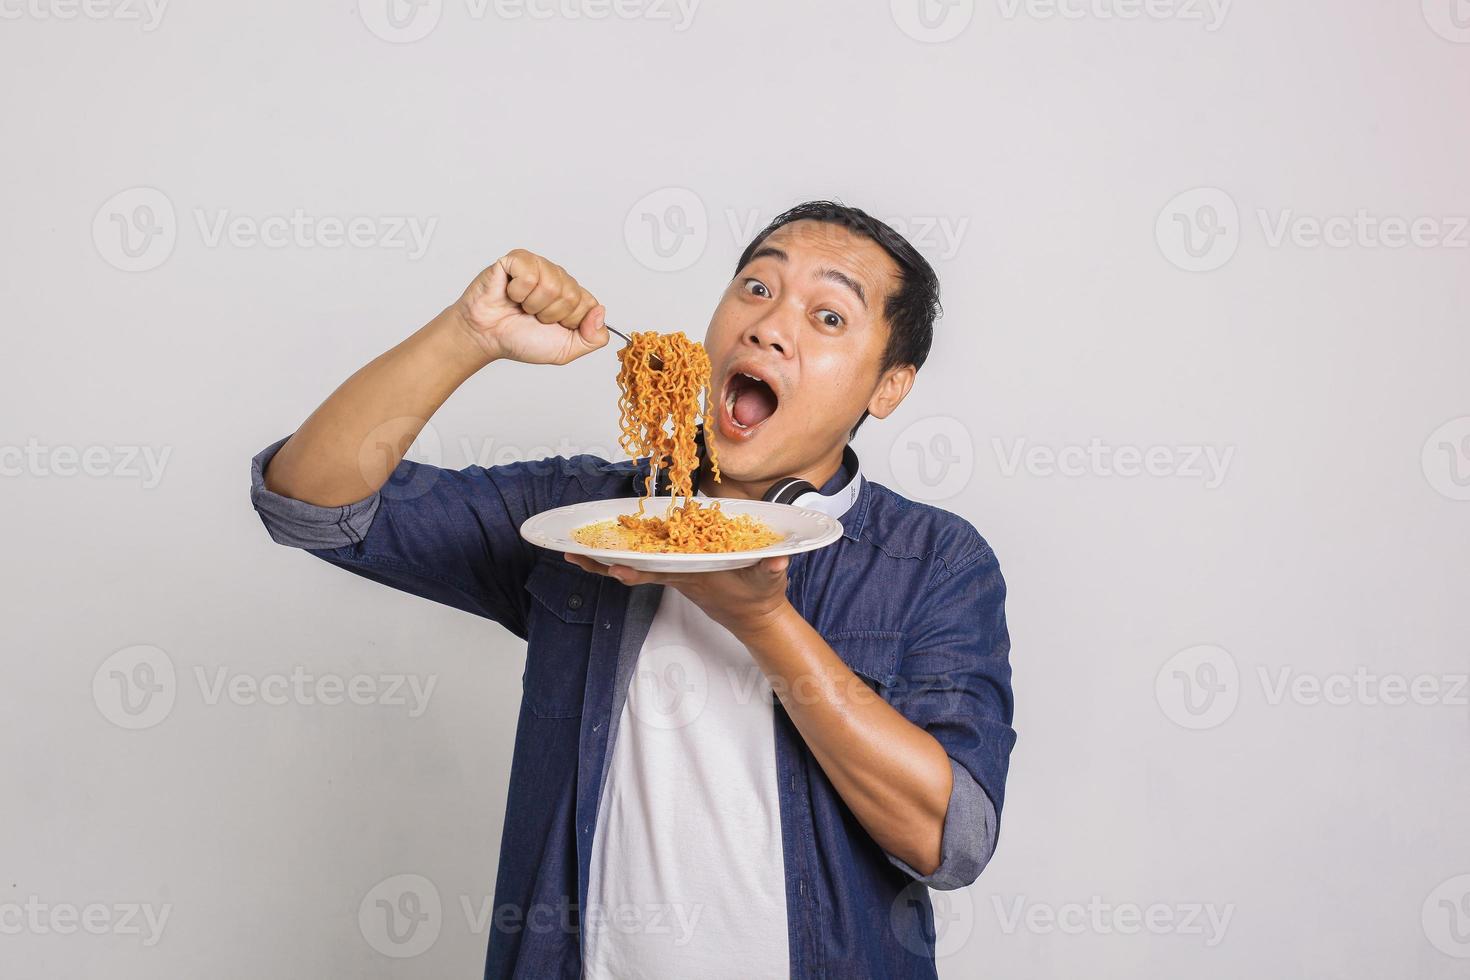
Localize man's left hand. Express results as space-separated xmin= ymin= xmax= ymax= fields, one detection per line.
xmin=561 ymin=552 xmax=792 ymax=640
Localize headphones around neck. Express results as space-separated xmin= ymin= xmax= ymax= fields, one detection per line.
xmin=642 ymin=427 xmax=861 ymax=508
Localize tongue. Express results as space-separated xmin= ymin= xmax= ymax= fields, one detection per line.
xmin=733 ymin=383 xmax=778 ymax=427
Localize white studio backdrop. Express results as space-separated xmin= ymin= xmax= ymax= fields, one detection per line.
xmin=2 ymin=2 xmax=1468 ymax=977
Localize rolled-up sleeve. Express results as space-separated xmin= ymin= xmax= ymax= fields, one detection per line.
xmin=250 ymin=438 xmax=381 ymax=549
xmin=249 ymin=437 xmax=580 ymax=638
xmin=883 ymin=543 xmax=1014 ymax=890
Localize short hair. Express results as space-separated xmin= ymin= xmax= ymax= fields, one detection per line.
xmin=734 ymin=201 xmax=941 ymax=436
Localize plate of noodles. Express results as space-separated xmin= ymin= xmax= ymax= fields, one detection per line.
xmin=520 ymin=495 xmax=843 ymax=573
xmin=517 ymin=326 xmax=843 ymax=572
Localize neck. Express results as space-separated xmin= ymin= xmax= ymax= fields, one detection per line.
xmin=700 ymin=442 xmax=847 ymax=502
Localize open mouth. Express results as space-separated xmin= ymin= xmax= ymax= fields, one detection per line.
xmin=720 ymin=368 xmax=780 ymax=435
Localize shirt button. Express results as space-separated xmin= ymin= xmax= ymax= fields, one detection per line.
xmin=567 ymin=594 xmax=583 ymax=610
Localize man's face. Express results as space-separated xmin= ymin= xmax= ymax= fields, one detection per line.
xmin=703 ymin=220 xmax=912 ymax=484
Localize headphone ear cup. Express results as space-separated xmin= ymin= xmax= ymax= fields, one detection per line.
xmin=763 ymin=478 xmax=817 ymax=505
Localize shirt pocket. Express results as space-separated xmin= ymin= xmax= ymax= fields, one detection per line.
xmin=521 ymin=558 xmax=599 ymax=719
xmin=825 ymin=629 xmax=904 ymax=691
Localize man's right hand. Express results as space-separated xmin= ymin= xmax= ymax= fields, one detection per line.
xmin=452 ymin=249 xmax=609 ymax=365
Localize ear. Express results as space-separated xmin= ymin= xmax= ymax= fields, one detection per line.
xmin=866 ymin=364 xmax=916 ymax=421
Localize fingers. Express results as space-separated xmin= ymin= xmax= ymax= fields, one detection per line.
xmin=497 ymin=249 xmax=601 ymax=329
xmin=562 ymin=552 xmax=660 ymax=586
xmin=577 ymin=305 xmax=608 ymax=349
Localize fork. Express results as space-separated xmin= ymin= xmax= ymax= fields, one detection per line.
xmin=603 ymin=323 xmax=664 ymax=370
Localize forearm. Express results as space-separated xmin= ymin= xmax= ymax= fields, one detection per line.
xmin=741 ymin=603 xmax=954 ymax=875
xmin=264 ymin=308 xmax=493 ymax=506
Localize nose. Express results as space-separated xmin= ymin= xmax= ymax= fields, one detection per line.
xmin=745 ymin=306 xmax=796 ymax=358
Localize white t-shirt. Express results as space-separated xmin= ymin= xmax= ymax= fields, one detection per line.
xmin=582 ymin=524 xmax=791 ymax=978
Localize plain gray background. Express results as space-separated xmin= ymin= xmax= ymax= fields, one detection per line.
xmin=3 ymin=1 xmax=1468 ymax=977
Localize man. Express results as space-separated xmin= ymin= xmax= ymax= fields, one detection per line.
xmin=250 ymin=201 xmax=1015 ymax=979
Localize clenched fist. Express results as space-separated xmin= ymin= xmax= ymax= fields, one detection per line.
xmin=452 ymin=249 xmax=609 ymax=365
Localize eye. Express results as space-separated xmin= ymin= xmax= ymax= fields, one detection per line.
xmin=817 ymin=309 xmax=844 ymax=328
xmin=742 ymin=278 xmax=771 ymax=299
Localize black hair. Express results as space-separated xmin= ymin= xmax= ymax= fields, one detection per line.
xmin=733 ymin=200 xmax=941 ymax=437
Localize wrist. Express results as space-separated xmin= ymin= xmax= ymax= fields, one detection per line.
xmin=426 ymin=306 xmax=498 ymax=375
xmin=734 ymin=597 xmax=798 ymax=647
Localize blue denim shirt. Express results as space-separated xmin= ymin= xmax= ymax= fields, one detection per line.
xmin=250 ymin=439 xmax=1015 ymax=979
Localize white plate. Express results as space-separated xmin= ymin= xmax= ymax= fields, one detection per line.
xmin=519 ymin=496 xmax=843 ymax=572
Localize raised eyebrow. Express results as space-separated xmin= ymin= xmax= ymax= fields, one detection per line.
xmin=817 ymin=267 xmax=867 ymax=309
xmin=746 ymin=246 xmax=867 ymax=309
